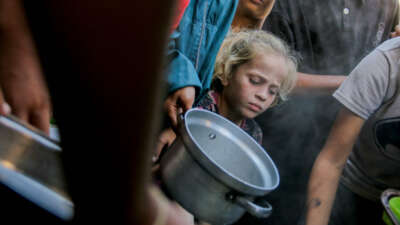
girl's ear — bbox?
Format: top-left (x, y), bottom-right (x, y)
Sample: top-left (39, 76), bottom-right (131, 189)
top-left (220, 63), bottom-right (227, 85)
top-left (221, 77), bottom-right (229, 86)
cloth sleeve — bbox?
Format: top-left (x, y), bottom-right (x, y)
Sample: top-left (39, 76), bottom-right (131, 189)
top-left (333, 49), bottom-right (390, 120)
top-left (166, 32), bottom-right (202, 94)
top-left (165, 0), bottom-right (238, 95)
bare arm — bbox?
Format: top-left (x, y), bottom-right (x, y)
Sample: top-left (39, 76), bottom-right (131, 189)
top-left (293, 72), bottom-right (347, 95)
top-left (305, 107), bottom-right (365, 225)
top-left (0, 0), bottom-right (51, 133)
top-left (147, 185), bottom-right (194, 225)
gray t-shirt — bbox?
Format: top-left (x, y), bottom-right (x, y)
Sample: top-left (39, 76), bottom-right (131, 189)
top-left (333, 37), bottom-right (400, 201)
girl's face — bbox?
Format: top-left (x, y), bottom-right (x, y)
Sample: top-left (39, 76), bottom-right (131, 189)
top-left (221, 52), bottom-right (287, 122)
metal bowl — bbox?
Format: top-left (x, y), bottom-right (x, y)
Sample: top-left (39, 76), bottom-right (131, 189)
top-left (0, 115), bottom-right (73, 220)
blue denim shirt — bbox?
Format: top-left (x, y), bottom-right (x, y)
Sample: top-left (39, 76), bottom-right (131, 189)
top-left (166, 0), bottom-right (238, 99)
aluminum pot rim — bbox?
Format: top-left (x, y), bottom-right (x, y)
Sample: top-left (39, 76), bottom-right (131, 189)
top-left (180, 108), bottom-right (280, 196)
top-left (0, 115), bottom-right (61, 151)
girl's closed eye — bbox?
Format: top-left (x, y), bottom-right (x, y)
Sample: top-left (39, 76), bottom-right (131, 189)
top-left (249, 76), bottom-right (263, 85)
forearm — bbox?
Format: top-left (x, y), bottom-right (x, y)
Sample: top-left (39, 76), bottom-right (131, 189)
top-left (293, 72), bottom-right (346, 95)
top-left (0, 1), bottom-right (36, 52)
top-left (0, 0), bottom-right (43, 83)
top-left (305, 156), bottom-right (343, 225)
top-left (0, 0), bottom-right (51, 133)
top-left (304, 108), bottom-right (365, 225)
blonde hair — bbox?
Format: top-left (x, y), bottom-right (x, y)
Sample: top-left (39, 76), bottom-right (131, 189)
top-left (213, 29), bottom-right (298, 106)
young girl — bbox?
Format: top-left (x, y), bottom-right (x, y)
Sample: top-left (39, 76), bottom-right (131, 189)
top-left (154, 29), bottom-right (297, 160)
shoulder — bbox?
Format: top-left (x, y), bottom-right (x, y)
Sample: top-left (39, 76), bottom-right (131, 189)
top-left (362, 38), bottom-right (400, 81)
top-left (333, 39), bottom-right (400, 119)
top-left (377, 37), bottom-right (400, 52)
top-left (375, 38), bottom-right (400, 70)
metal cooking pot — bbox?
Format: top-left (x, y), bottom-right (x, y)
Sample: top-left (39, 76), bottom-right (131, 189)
top-left (160, 109), bottom-right (279, 225)
top-left (0, 115), bottom-right (73, 220)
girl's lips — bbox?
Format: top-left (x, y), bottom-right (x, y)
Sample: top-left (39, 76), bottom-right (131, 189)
top-left (248, 103), bottom-right (262, 112)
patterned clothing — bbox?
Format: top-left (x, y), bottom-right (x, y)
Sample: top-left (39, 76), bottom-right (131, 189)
top-left (196, 90), bottom-right (263, 144)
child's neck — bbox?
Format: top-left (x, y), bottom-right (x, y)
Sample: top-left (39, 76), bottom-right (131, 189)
top-left (217, 94), bottom-right (244, 126)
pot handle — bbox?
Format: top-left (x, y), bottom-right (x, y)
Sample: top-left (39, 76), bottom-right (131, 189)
top-left (177, 113), bottom-right (185, 126)
top-left (234, 196), bottom-right (272, 218)
top-left (173, 113), bottom-right (185, 134)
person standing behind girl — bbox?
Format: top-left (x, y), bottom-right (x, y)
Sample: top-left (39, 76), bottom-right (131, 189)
top-left (155, 29), bottom-right (298, 159)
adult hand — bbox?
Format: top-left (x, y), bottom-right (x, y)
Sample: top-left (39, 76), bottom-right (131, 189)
top-left (0, 64), bottom-right (52, 134)
top-left (163, 86), bottom-right (195, 127)
top-left (0, 0), bottom-right (52, 134)
top-left (391, 24), bottom-right (400, 38)
top-left (153, 128), bottom-right (176, 163)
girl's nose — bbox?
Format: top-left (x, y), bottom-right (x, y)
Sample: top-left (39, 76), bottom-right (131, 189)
top-left (255, 91), bottom-right (268, 101)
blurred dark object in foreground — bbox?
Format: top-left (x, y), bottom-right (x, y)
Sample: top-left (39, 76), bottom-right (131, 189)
top-left (0, 1), bottom-right (174, 224)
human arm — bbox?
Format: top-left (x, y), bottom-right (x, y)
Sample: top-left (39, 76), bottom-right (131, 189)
top-left (164, 33), bottom-right (201, 127)
top-left (165, 0), bottom-right (238, 126)
top-left (147, 185), bottom-right (194, 225)
top-left (165, 1), bottom-right (204, 126)
top-left (303, 38), bottom-right (394, 225)
top-left (0, 0), bottom-right (51, 134)
top-left (304, 107), bottom-right (365, 225)
top-left (304, 45), bottom-right (391, 225)
top-left (293, 72), bottom-right (347, 95)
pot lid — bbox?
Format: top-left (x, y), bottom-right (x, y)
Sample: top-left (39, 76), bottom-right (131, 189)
top-left (181, 109), bottom-right (280, 196)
